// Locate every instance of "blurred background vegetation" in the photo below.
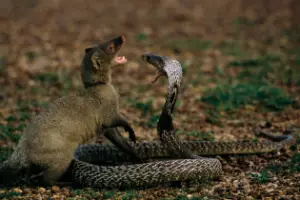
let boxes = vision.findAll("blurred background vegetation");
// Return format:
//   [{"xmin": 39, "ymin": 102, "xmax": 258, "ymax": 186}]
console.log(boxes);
[{"xmin": 0, "ymin": 0, "xmax": 299, "ymax": 199}]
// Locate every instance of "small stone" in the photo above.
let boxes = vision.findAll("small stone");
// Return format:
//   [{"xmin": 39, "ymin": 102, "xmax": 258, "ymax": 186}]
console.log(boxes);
[
  {"xmin": 34, "ymin": 194, "xmax": 43, "ymax": 200},
  {"xmin": 187, "ymin": 194, "xmax": 193, "ymax": 198},
  {"xmin": 223, "ymin": 164, "xmax": 233, "ymax": 172},
  {"xmin": 61, "ymin": 187, "xmax": 70, "ymax": 197},
  {"xmin": 0, "ymin": 189, "xmax": 7, "ymax": 194},
  {"xmin": 51, "ymin": 194, "xmax": 61, "ymax": 199},
  {"xmin": 12, "ymin": 187, "xmax": 22, "ymax": 194},
  {"xmin": 38, "ymin": 187, "xmax": 46, "ymax": 193},
  {"xmin": 51, "ymin": 185, "xmax": 60, "ymax": 193},
  {"xmin": 23, "ymin": 188, "xmax": 32, "ymax": 194}
]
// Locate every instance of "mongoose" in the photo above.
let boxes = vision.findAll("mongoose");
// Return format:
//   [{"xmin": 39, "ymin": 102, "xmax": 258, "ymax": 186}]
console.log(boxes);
[{"xmin": 0, "ymin": 36, "xmax": 139, "ymax": 186}]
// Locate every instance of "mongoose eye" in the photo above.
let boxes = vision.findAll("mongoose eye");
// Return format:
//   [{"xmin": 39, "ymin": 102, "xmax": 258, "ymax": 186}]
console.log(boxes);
[{"xmin": 106, "ymin": 43, "xmax": 115, "ymax": 54}]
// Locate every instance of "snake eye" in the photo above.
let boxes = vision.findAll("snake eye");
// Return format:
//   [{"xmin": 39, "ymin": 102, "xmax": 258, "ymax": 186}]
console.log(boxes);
[
  {"xmin": 141, "ymin": 54, "xmax": 149, "ymax": 62},
  {"xmin": 146, "ymin": 55, "xmax": 152, "ymax": 62}
]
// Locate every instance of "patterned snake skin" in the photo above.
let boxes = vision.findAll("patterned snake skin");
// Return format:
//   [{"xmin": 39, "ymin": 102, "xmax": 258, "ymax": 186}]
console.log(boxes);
[
  {"xmin": 71, "ymin": 54, "xmax": 296, "ymax": 189},
  {"xmin": 72, "ymin": 133, "xmax": 295, "ymax": 188}
]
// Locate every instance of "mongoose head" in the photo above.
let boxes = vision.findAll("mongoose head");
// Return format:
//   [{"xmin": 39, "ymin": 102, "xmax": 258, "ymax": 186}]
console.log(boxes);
[
  {"xmin": 141, "ymin": 53, "xmax": 182, "ymax": 86},
  {"xmin": 81, "ymin": 36, "xmax": 127, "ymax": 87}
]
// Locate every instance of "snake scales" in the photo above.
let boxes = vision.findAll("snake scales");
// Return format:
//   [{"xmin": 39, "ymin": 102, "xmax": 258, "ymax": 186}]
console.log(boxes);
[{"xmin": 71, "ymin": 54, "xmax": 296, "ymax": 189}]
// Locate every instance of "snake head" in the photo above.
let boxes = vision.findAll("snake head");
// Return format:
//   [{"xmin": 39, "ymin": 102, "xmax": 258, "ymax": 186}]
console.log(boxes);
[
  {"xmin": 141, "ymin": 53, "xmax": 182, "ymax": 85},
  {"xmin": 141, "ymin": 53, "xmax": 166, "ymax": 71},
  {"xmin": 141, "ymin": 53, "xmax": 169, "ymax": 83}
]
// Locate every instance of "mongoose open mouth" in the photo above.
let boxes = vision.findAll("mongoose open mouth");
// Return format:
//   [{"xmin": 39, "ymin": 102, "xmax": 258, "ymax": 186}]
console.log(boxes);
[
  {"xmin": 115, "ymin": 56, "xmax": 127, "ymax": 64},
  {"xmin": 114, "ymin": 36, "xmax": 127, "ymax": 65}
]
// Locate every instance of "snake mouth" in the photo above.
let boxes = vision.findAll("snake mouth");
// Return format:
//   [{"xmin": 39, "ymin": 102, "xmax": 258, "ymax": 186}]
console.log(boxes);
[
  {"xmin": 141, "ymin": 53, "xmax": 166, "ymax": 83},
  {"xmin": 151, "ymin": 70, "xmax": 166, "ymax": 84}
]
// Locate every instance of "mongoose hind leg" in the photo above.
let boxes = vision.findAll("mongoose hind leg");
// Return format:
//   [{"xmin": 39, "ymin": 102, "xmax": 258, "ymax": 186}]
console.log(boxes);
[{"xmin": 41, "ymin": 160, "xmax": 71, "ymax": 186}]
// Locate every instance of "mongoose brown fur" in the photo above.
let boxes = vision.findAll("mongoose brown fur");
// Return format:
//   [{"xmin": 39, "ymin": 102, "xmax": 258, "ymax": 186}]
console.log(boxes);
[{"xmin": 0, "ymin": 36, "xmax": 138, "ymax": 186}]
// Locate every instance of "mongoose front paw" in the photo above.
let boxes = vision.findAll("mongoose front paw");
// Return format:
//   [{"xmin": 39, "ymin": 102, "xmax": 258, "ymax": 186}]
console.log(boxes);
[{"xmin": 124, "ymin": 126, "xmax": 136, "ymax": 142}]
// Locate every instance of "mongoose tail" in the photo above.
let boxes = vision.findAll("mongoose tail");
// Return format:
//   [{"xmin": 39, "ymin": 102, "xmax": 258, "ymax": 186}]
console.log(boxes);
[
  {"xmin": 141, "ymin": 53, "xmax": 199, "ymax": 159},
  {"xmin": 0, "ymin": 139, "xmax": 29, "ymax": 186},
  {"xmin": 0, "ymin": 161, "xmax": 20, "ymax": 186}
]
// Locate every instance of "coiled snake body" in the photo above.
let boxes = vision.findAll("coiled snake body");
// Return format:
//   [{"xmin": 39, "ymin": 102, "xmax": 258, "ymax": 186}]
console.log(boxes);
[{"xmin": 72, "ymin": 54, "xmax": 296, "ymax": 189}]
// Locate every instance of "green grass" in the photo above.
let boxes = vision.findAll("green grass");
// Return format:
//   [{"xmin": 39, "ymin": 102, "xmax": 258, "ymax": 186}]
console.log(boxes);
[
  {"xmin": 228, "ymin": 53, "xmax": 282, "ymax": 68},
  {"xmin": 290, "ymin": 152, "xmax": 300, "ymax": 172},
  {"xmin": 173, "ymin": 195, "xmax": 204, "ymax": 200},
  {"xmin": 72, "ymin": 188, "xmax": 99, "ymax": 199},
  {"xmin": 34, "ymin": 72, "xmax": 59, "ymax": 84},
  {"xmin": 200, "ymin": 49, "xmax": 298, "ymax": 115},
  {"xmin": 102, "ymin": 191, "xmax": 117, "ymax": 199},
  {"xmin": 163, "ymin": 39, "xmax": 213, "ymax": 51},
  {"xmin": 201, "ymin": 82, "xmax": 294, "ymax": 112},
  {"xmin": 146, "ymin": 114, "xmax": 160, "ymax": 128},
  {"xmin": 136, "ymin": 32, "xmax": 148, "ymax": 42},
  {"xmin": 218, "ymin": 40, "xmax": 247, "ymax": 57},
  {"xmin": 253, "ymin": 151, "xmax": 300, "ymax": 181},
  {"xmin": 127, "ymin": 98, "xmax": 153, "ymax": 117},
  {"xmin": 233, "ymin": 16, "xmax": 257, "ymax": 26},
  {"xmin": 184, "ymin": 131, "xmax": 215, "ymax": 141},
  {"xmin": 0, "ymin": 56, "xmax": 7, "ymax": 73},
  {"xmin": 121, "ymin": 191, "xmax": 138, "ymax": 200},
  {"xmin": 277, "ymin": 66, "xmax": 300, "ymax": 86},
  {"xmin": 0, "ymin": 191, "xmax": 21, "ymax": 199},
  {"xmin": 31, "ymin": 71, "xmax": 74, "ymax": 95},
  {"xmin": 228, "ymin": 52, "xmax": 300, "ymax": 86},
  {"xmin": 0, "ymin": 123, "xmax": 22, "ymax": 143},
  {"xmin": 0, "ymin": 147, "xmax": 13, "ymax": 162},
  {"xmin": 228, "ymin": 58, "xmax": 266, "ymax": 68},
  {"xmin": 249, "ymin": 170, "xmax": 270, "ymax": 184},
  {"xmin": 203, "ymin": 110, "xmax": 222, "ymax": 126},
  {"xmin": 17, "ymin": 99, "xmax": 49, "ymax": 112}
]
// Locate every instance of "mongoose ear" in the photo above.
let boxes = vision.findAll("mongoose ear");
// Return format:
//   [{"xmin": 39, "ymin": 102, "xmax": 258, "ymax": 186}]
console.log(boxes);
[{"xmin": 85, "ymin": 47, "xmax": 93, "ymax": 53}]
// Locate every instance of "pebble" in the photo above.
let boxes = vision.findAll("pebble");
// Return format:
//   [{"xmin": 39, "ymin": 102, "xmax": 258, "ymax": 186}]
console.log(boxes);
[
  {"xmin": 37, "ymin": 187, "xmax": 46, "ymax": 193},
  {"xmin": 61, "ymin": 187, "xmax": 70, "ymax": 197},
  {"xmin": 223, "ymin": 164, "xmax": 233, "ymax": 172},
  {"xmin": 51, "ymin": 185, "xmax": 60, "ymax": 193},
  {"xmin": 264, "ymin": 197, "xmax": 273, "ymax": 200},
  {"xmin": 23, "ymin": 188, "xmax": 32, "ymax": 194},
  {"xmin": 51, "ymin": 194, "xmax": 61, "ymax": 199},
  {"xmin": 12, "ymin": 187, "xmax": 22, "ymax": 194}
]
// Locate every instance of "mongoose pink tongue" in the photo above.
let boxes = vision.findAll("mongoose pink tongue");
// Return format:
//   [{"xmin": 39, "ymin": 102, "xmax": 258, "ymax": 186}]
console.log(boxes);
[
  {"xmin": 115, "ymin": 56, "xmax": 127, "ymax": 64},
  {"xmin": 114, "ymin": 36, "xmax": 127, "ymax": 65}
]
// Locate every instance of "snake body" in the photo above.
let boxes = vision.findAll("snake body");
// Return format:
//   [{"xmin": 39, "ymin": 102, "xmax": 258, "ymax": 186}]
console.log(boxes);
[
  {"xmin": 72, "ymin": 133, "xmax": 295, "ymax": 188},
  {"xmin": 71, "ymin": 54, "xmax": 296, "ymax": 189}
]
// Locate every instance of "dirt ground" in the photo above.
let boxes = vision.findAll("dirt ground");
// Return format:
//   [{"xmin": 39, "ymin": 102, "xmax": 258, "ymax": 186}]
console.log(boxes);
[{"xmin": 0, "ymin": 0, "xmax": 300, "ymax": 199}]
